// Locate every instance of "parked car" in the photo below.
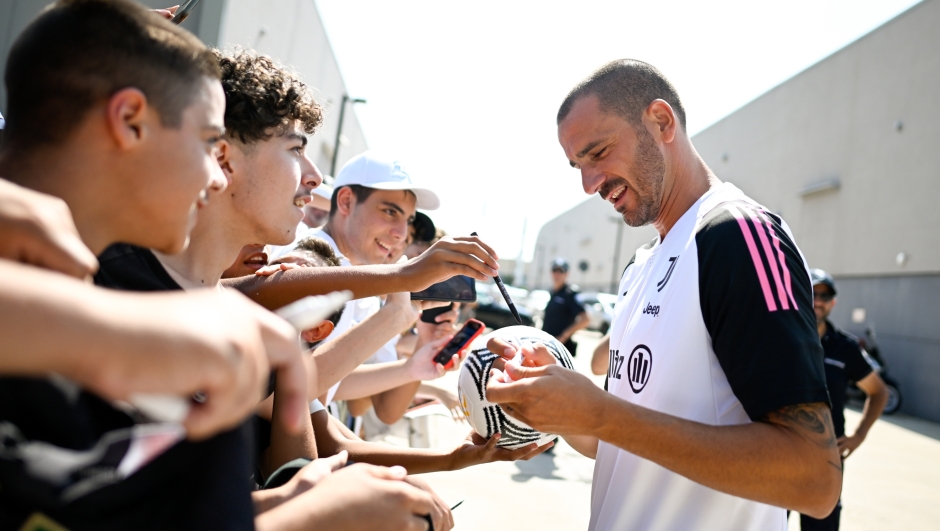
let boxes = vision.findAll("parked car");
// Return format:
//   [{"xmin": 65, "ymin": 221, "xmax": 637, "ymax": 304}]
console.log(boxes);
[
  {"xmin": 576, "ymin": 292, "xmax": 617, "ymax": 334},
  {"xmin": 469, "ymin": 288, "xmax": 535, "ymax": 330}
]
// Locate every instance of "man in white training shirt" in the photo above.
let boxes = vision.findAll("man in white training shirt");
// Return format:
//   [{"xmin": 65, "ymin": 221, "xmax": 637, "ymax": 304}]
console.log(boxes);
[{"xmin": 486, "ymin": 60, "xmax": 841, "ymax": 531}]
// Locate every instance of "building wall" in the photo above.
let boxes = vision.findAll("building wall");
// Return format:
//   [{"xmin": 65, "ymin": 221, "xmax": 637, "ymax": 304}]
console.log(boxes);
[
  {"xmin": 529, "ymin": 0, "xmax": 940, "ymax": 420},
  {"xmin": 215, "ymin": 0, "xmax": 367, "ymax": 175},
  {"xmin": 0, "ymin": 0, "xmax": 367, "ymax": 176},
  {"xmin": 693, "ymin": 0, "xmax": 940, "ymax": 278},
  {"xmin": 691, "ymin": 0, "xmax": 940, "ymax": 422},
  {"xmin": 830, "ymin": 274, "xmax": 940, "ymax": 421}
]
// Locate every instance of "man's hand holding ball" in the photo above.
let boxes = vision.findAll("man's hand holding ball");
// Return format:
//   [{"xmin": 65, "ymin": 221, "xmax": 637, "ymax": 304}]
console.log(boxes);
[{"xmin": 484, "ymin": 336, "xmax": 607, "ymax": 437}]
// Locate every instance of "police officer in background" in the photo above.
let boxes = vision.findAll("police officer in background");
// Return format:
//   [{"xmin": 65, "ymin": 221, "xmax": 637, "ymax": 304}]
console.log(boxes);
[
  {"xmin": 803, "ymin": 269, "xmax": 890, "ymax": 531},
  {"xmin": 541, "ymin": 258, "xmax": 589, "ymax": 356}
]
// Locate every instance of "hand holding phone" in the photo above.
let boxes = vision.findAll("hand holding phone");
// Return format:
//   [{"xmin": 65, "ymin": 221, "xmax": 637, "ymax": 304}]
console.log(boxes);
[
  {"xmin": 411, "ymin": 275, "xmax": 476, "ymax": 303},
  {"xmin": 432, "ymin": 319, "xmax": 485, "ymax": 369},
  {"xmin": 420, "ymin": 303, "xmax": 454, "ymax": 324}
]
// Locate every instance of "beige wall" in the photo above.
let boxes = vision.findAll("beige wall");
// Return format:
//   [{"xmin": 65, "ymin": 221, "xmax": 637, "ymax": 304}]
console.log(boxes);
[
  {"xmin": 694, "ymin": 0, "xmax": 940, "ymax": 277},
  {"xmin": 217, "ymin": 0, "xmax": 368, "ymax": 176}
]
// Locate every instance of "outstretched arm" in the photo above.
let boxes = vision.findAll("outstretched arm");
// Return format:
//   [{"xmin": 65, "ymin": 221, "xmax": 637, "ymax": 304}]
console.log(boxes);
[
  {"xmin": 0, "ymin": 260, "xmax": 308, "ymax": 441},
  {"xmin": 224, "ymin": 236, "xmax": 501, "ymax": 309},
  {"xmin": 311, "ymin": 411, "xmax": 549, "ymax": 474}
]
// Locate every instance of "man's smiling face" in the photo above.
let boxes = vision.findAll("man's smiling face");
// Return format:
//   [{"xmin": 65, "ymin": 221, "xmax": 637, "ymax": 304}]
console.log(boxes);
[
  {"xmin": 558, "ymin": 94, "xmax": 665, "ymax": 227},
  {"xmin": 344, "ymin": 188, "xmax": 416, "ymax": 265}
]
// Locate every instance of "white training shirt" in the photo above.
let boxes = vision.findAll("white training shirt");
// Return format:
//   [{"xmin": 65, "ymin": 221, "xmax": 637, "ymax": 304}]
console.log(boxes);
[{"xmin": 591, "ymin": 183, "xmax": 829, "ymax": 531}]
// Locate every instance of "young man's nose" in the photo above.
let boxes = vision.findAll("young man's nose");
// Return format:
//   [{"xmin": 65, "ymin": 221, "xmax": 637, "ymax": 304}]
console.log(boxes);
[
  {"xmin": 301, "ymin": 156, "xmax": 323, "ymax": 190},
  {"xmin": 390, "ymin": 219, "xmax": 409, "ymax": 242}
]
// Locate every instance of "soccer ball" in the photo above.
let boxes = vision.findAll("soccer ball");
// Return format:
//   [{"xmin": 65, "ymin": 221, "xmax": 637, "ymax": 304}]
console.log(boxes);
[{"xmin": 457, "ymin": 326, "xmax": 574, "ymax": 449}]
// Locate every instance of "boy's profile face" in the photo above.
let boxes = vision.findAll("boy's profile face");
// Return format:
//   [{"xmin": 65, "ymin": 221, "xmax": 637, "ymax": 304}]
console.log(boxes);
[
  {"xmin": 229, "ymin": 121, "xmax": 323, "ymax": 247},
  {"xmin": 132, "ymin": 76, "xmax": 228, "ymax": 253}
]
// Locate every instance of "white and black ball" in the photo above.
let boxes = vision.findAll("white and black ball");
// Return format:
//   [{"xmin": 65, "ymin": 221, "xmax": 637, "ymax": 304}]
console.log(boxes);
[{"xmin": 457, "ymin": 326, "xmax": 574, "ymax": 449}]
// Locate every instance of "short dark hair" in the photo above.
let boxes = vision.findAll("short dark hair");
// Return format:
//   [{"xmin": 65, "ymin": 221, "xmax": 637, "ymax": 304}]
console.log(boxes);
[
  {"xmin": 216, "ymin": 49, "xmax": 323, "ymax": 144},
  {"xmin": 557, "ymin": 59, "xmax": 686, "ymax": 131},
  {"xmin": 328, "ymin": 184, "xmax": 376, "ymax": 218},
  {"xmin": 411, "ymin": 212, "xmax": 436, "ymax": 243},
  {"xmin": 3, "ymin": 0, "xmax": 220, "ymax": 151},
  {"xmin": 293, "ymin": 236, "xmax": 341, "ymax": 267}
]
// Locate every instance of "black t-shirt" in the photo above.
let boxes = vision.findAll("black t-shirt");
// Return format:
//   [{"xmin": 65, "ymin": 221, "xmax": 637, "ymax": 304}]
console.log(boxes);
[
  {"xmin": 0, "ymin": 244, "xmax": 255, "ymax": 530},
  {"xmin": 695, "ymin": 201, "xmax": 830, "ymax": 421},
  {"xmin": 820, "ymin": 321, "xmax": 874, "ymax": 437},
  {"xmin": 541, "ymin": 285, "xmax": 585, "ymax": 338}
]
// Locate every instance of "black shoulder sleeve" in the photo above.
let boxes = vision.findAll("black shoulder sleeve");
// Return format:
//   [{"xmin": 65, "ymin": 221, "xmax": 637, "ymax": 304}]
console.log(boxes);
[{"xmin": 697, "ymin": 202, "xmax": 829, "ymax": 421}]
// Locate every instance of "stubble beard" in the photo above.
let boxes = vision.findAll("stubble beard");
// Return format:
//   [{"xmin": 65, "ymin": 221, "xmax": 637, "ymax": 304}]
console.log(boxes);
[{"xmin": 607, "ymin": 125, "xmax": 665, "ymax": 227}]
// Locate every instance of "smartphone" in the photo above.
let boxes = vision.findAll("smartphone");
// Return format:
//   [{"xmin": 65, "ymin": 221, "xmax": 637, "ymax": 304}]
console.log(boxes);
[
  {"xmin": 411, "ymin": 275, "xmax": 476, "ymax": 302},
  {"xmin": 420, "ymin": 303, "xmax": 454, "ymax": 324},
  {"xmin": 433, "ymin": 318, "xmax": 485, "ymax": 368},
  {"xmin": 171, "ymin": 0, "xmax": 202, "ymax": 24}
]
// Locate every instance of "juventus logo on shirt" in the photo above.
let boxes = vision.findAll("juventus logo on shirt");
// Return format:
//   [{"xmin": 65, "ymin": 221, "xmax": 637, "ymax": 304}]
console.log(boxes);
[
  {"xmin": 627, "ymin": 345, "xmax": 653, "ymax": 393},
  {"xmin": 657, "ymin": 256, "xmax": 679, "ymax": 292}
]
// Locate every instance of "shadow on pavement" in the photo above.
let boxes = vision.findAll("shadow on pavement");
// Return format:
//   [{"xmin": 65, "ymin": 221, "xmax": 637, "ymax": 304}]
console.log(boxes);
[{"xmin": 511, "ymin": 451, "xmax": 562, "ymax": 482}]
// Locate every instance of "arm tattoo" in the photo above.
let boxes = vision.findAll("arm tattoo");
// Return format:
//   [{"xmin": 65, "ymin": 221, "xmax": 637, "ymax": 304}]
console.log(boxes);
[{"xmin": 763, "ymin": 402, "xmax": 843, "ymax": 474}]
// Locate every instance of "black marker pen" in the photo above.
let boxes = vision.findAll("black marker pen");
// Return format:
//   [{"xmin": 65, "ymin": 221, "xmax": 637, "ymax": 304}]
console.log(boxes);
[{"xmin": 471, "ymin": 232, "xmax": 522, "ymax": 325}]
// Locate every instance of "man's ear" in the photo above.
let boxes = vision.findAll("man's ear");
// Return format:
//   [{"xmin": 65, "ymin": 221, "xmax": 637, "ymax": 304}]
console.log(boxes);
[
  {"xmin": 335, "ymin": 186, "xmax": 356, "ymax": 217},
  {"xmin": 106, "ymin": 88, "xmax": 150, "ymax": 150},
  {"xmin": 645, "ymin": 99, "xmax": 678, "ymax": 144},
  {"xmin": 301, "ymin": 321, "xmax": 335, "ymax": 343},
  {"xmin": 216, "ymin": 139, "xmax": 235, "ymax": 189}
]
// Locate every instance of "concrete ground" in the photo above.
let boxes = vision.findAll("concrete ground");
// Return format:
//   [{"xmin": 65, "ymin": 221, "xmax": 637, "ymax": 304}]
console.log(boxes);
[{"xmin": 401, "ymin": 330, "xmax": 940, "ymax": 530}]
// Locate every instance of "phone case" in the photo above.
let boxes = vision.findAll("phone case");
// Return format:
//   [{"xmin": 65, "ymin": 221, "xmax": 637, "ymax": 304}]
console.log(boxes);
[{"xmin": 433, "ymin": 319, "xmax": 485, "ymax": 369}]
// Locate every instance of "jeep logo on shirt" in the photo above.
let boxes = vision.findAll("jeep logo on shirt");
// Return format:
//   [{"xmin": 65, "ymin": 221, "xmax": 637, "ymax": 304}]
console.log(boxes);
[
  {"xmin": 627, "ymin": 345, "xmax": 653, "ymax": 393},
  {"xmin": 642, "ymin": 303, "xmax": 660, "ymax": 317}
]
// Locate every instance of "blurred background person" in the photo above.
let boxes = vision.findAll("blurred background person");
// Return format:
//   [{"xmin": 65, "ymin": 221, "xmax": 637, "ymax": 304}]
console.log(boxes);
[
  {"xmin": 541, "ymin": 257, "xmax": 589, "ymax": 357},
  {"xmin": 800, "ymin": 269, "xmax": 889, "ymax": 531}
]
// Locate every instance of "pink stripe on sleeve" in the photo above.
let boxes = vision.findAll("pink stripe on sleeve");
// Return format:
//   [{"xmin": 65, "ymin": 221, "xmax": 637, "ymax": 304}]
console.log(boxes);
[
  {"xmin": 726, "ymin": 204, "xmax": 777, "ymax": 312},
  {"xmin": 744, "ymin": 207, "xmax": 789, "ymax": 310},
  {"xmin": 758, "ymin": 210, "xmax": 799, "ymax": 310}
]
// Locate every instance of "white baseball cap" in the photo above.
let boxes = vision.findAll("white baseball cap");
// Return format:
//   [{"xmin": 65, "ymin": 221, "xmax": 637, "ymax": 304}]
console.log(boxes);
[{"xmin": 334, "ymin": 150, "xmax": 440, "ymax": 210}]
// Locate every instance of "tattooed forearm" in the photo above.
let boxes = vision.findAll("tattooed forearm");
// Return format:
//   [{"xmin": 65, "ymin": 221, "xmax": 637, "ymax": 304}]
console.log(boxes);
[
  {"xmin": 764, "ymin": 402, "xmax": 844, "ymax": 477},
  {"xmin": 763, "ymin": 402, "xmax": 837, "ymax": 449}
]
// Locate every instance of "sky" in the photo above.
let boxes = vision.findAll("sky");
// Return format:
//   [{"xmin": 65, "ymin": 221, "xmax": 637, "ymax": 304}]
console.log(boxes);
[{"xmin": 314, "ymin": 0, "xmax": 921, "ymax": 261}]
